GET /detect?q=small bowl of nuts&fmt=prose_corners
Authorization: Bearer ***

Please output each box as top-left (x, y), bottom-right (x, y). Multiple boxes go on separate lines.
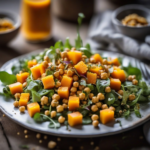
top-left (0, 11), bottom-right (21, 45)
top-left (112, 5), bottom-right (150, 39)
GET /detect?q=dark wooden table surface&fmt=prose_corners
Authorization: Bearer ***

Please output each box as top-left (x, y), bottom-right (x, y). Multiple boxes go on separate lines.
top-left (0, 0), bottom-right (150, 150)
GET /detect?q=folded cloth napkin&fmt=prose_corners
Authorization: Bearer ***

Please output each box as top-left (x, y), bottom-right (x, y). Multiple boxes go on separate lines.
top-left (87, 11), bottom-right (150, 61)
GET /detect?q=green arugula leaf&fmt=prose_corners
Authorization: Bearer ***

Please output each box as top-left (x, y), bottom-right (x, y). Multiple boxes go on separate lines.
top-left (121, 85), bottom-right (130, 105)
top-left (33, 113), bottom-right (44, 122)
top-left (79, 47), bottom-right (93, 58)
top-left (82, 116), bottom-right (92, 125)
top-left (54, 40), bottom-right (64, 51)
top-left (75, 33), bottom-right (83, 49)
top-left (138, 95), bottom-right (148, 102)
top-left (134, 103), bottom-right (141, 118)
top-left (104, 92), bottom-right (115, 106)
top-left (49, 120), bottom-right (60, 128)
top-left (78, 108), bottom-right (89, 117)
top-left (77, 13), bottom-right (85, 27)
top-left (85, 43), bottom-right (91, 52)
top-left (64, 37), bottom-right (72, 49)
top-left (96, 79), bottom-right (110, 93)
top-left (122, 110), bottom-right (130, 118)
top-left (3, 86), bottom-right (13, 98)
top-left (38, 89), bottom-right (51, 96)
top-left (0, 71), bottom-right (16, 85)
top-left (32, 91), bottom-right (41, 102)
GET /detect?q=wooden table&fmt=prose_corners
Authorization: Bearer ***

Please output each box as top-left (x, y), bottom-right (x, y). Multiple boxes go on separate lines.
top-left (0, 0), bottom-right (150, 150)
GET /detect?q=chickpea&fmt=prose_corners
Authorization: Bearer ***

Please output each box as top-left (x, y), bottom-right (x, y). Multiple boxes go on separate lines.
top-left (70, 87), bottom-right (77, 93)
top-left (91, 105), bottom-right (98, 112)
top-left (62, 99), bottom-right (68, 104)
top-left (91, 114), bottom-right (99, 121)
top-left (54, 71), bottom-right (60, 78)
top-left (102, 104), bottom-right (108, 109)
top-left (42, 61), bottom-right (48, 68)
top-left (92, 120), bottom-right (99, 127)
top-left (132, 75), bottom-right (136, 79)
top-left (79, 85), bottom-right (85, 91)
top-left (79, 93), bottom-right (86, 100)
top-left (23, 82), bottom-right (27, 88)
top-left (118, 90), bottom-right (123, 95)
top-left (64, 70), bottom-right (68, 74)
top-left (58, 116), bottom-right (65, 124)
top-left (128, 75), bottom-right (133, 81)
top-left (55, 81), bottom-right (61, 88)
top-left (84, 87), bottom-right (91, 93)
top-left (92, 97), bottom-right (99, 103)
top-left (14, 93), bottom-right (21, 99)
top-left (119, 110), bottom-right (123, 114)
top-left (90, 57), bottom-right (96, 63)
top-left (77, 91), bottom-right (82, 96)
top-left (61, 51), bottom-right (67, 58)
top-left (41, 96), bottom-right (49, 105)
top-left (132, 79), bottom-right (138, 85)
top-left (42, 73), bottom-right (46, 78)
top-left (105, 86), bottom-right (111, 93)
top-left (58, 63), bottom-right (65, 69)
top-left (98, 70), bottom-right (105, 76)
top-left (97, 93), bottom-right (105, 100)
top-left (89, 93), bottom-right (94, 99)
top-left (129, 94), bottom-right (136, 101)
top-left (101, 72), bottom-right (108, 80)
top-left (44, 56), bottom-right (50, 62)
top-left (57, 105), bottom-right (64, 112)
top-left (51, 100), bottom-right (59, 107)
top-left (73, 75), bottom-right (79, 81)
top-left (19, 106), bottom-right (25, 113)
top-left (13, 101), bottom-right (19, 107)
top-left (102, 59), bottom-right (108, 65)
top-left (45, 110), bottom-right (50, 116)
top-left (109, 106), bottom-right (115, 111)
top-left (73, 82), bottom-right (79, 88)
top-left (67, 69), bottom-right (74, 77)
top-left (71, 47), bottom-right (76, 51)
top-left (62, 104), bottom-right (68, 109)
top-left (96, 102), bottom-right (102, 108)
top-left (59, 69), bottom-right (64, 75)
top-left (51, 111), bottom-right (56, 118)
top-left (48, 141), bottom-right (57, 149)
top-left (52, 94), bottom-right (60, 101)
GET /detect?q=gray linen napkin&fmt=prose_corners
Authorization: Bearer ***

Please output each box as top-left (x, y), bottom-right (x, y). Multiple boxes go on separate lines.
top-left (87, 11), bottom-right (150, 60)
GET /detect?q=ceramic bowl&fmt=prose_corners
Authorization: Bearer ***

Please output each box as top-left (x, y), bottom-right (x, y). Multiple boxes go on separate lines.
top-left (112, 5), bottom-right (150, 39)
top-left (0, 11), bottom-right (21, 45)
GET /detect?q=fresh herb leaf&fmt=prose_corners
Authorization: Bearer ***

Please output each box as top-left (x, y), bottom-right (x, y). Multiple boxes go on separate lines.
top-left (121, 85), bottom-right (130, 105)
top-left (64, 37), bottom-right (72, 49)
top-left (75, 33), bottom-right (83, 50)
top-left (79, 47), bottom-right (93, 58)
top-left (82, 116), bottom-right (92, 125)
top-left (122, 110), bottom-right (130, 118)
top-left (49, 120), bottom-right (60, 128)
top-left (33, 113), bottom-right (44, 122)
top-left (32, 91), bottom-right (41, 102)
top-left (96, 79), bottom-right (110, 93)
top-left (104, 92), bottom-right (115, 106)
top-left (3, 86), bottom-right (13, 98)
top-left (134, 103), bottom-right (141, 118)
top-left (54, 40), bottom-right (64, 51)
top-left (38, 89), bottom-right (51, 96)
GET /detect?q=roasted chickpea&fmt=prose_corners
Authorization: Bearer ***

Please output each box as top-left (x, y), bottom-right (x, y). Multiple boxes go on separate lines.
top-left (51, 111), bottom-right (56, 118)
top-left (51, 100), bottom-right (59, 107)
top-left (102, 59), bottom-right (108, 65)
top-left (62, 99), bottom-right (68, 104)
top-left (71, 47), bottom-right (76, 51)
top-left (55, 81), bottom-right (61, 88)
top-left (90, 57), bottom-right (96, 63)
top-left (70, 87), bottom-right (77, 93)
top-left (105, 86), bottom-right (111, 93)
top-left (118, 90), bottom-right (123, 95)
top-left (73, 82), bottom-right (79, 88)
top-left (61, 51), bottom-right (67, 58)
top-left (92, 120), bottom-right (99, 127)
top-left (77, 91), bottom-right (82, 96)
top-left (102, 104), bottom-right (108, 109)
top-left (58, 63), bottom-right (65, 69)
top-left (101, 72), bottom-right (108, 80)
top-left (14, 93), bottom-right (21, 99)
top-left (92, 97), bottom-right (98, 103)
top-left (59, 69), bottom-right (64, 75)
top-left (109, 106), bottom-right (115, 111)
top-left (132, 79), bottom-right (138, 85)
top-left (96, 102), bottom-right (102, 108)
top-left (79, 85), bottom-right (85, 91)
top-left (128, 75), bottom-right (133, 81)
top-left (73, 75), bottom-right (79, 81)
top-left (57, 105), bottom-right (64, 112)
top-left (58, 116), bottom-right (65, 124)
top-left (44, 56), bottom-right (50, 62)
top-left (97, 93), bottom-right (105, 100)
top-left (129, 94), bottom-right (136, 101)
top-left (54, 71), bottom-right (60, 78)
top-left (23, 82), bottom-right (27, 88)
top-left (79, 93), bottom-right (86, 100)
top-left (64, 57), bottom-right (69, 61)
top-left (13, 101), bottom-right (19, 107)
top-left (91, 114), bottom-right (99, 121)
top-left (84, 87), bottom-right (91, 93)
top-left (42, 61), bottom-right (48, 68)
top-left (52, 94), bottom-right (60, 101)
top-left (67, 69), bottom-right (74, 77)
top-left (19, 106), bottom-right (25, 113)
top-left (89, 93), bottom-right (94, 99)
top-left (41, 96), bottom-right (49, 105)
top-left (62, 104), bottom-right (68, 109)
top-left (45, 110), bottom-right (50, 116)
top-left (91, 105), bottom-right (98, 112)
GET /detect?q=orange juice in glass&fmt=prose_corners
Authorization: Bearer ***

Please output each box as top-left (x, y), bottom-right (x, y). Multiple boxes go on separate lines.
top-left (21, 0), bottom-right (51, 42)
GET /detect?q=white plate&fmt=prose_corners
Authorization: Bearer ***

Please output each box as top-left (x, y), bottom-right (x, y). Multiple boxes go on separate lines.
top-left (0, 50), bottom-right (150, 138)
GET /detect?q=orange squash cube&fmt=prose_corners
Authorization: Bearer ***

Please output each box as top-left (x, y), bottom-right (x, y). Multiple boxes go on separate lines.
top-left (100, 109), bottom-right (114, 124)
top-left (42, 75), bottom-right (55, 89)
top-left (39, 63), bottom-right (46, 74)
top-left (58, 87), bottom-right (69, 99)
top-left (68, 96), bottom-right (80, 111)
top-left (110, 78), bottom-right (121, 91)
top-left (74, 61), bottom-right (88, 75)
top-left (27, 102), bottom-right (40, 117)
top-left (30, 64), bottom-right (41, 80)
top-left (87, 72), bottom-right (97, 84)
top-left (9, 82), bottom-right (23, 95)
top-left (89, 66), bottom-right (103, 75)
top-left (16, 72), bottom-right (29, 83)
top-left (19, 93), bottom-right (30, 106)
top-left (111, 58), bottom-right (120, 66)
top-left (61, 76), bottom-right (73, 89)
top-left (28, 60), bottom-right (37, 68)
top-left (91, 54), bottom-right (103, 63)
top-left (67, 51), bottom-right (82, 64)
top-left (111, 69), bottom-right (126, 82)
top-left (68, 112), bottom-right (83, 127)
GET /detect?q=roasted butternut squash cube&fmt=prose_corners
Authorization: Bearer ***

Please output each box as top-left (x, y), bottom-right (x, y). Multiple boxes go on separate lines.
top-left (91, 54), bottom-right (103, 63)
top-left (9, 82), bottom-right (23, 95)
top-left (89, 66), bottom-right (103, 75)
top-left (100, 109), bottom-right (114, 124)
top-left (39, 63), bottom-right (46, 74)
top-left (19, 93), bottom-right (30, 106)
top-left (30, 64), bottom-right (41, 80)
top-left (68, 96), bottom-right (80, 111)
top-left (61, 76), bottom-right (73, 89)
top-left (67, 51), bottom-right (82, 64)
top-left (28, 60), bottom-right (37, 68)
top-left (68, 112), bottom-right (83, 127)
top-left (74, 61), bottom-right (88, 75)
top-left (58, 87), bottom-right (69, 99)
top-left (27, 102), bottom-right (40, 117)
top-left (42, 75), bottom-right (55, 89)
top-left (16, 72), bottom-right (29, 83)
top-left (111, 58), bottom-right (120, 66)
top-left (87, 72), bottom-right (97, 84)
top-left (111, 69), bottom-right (126, 82)
top-left (110, 78), bottom-right (121, 91)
